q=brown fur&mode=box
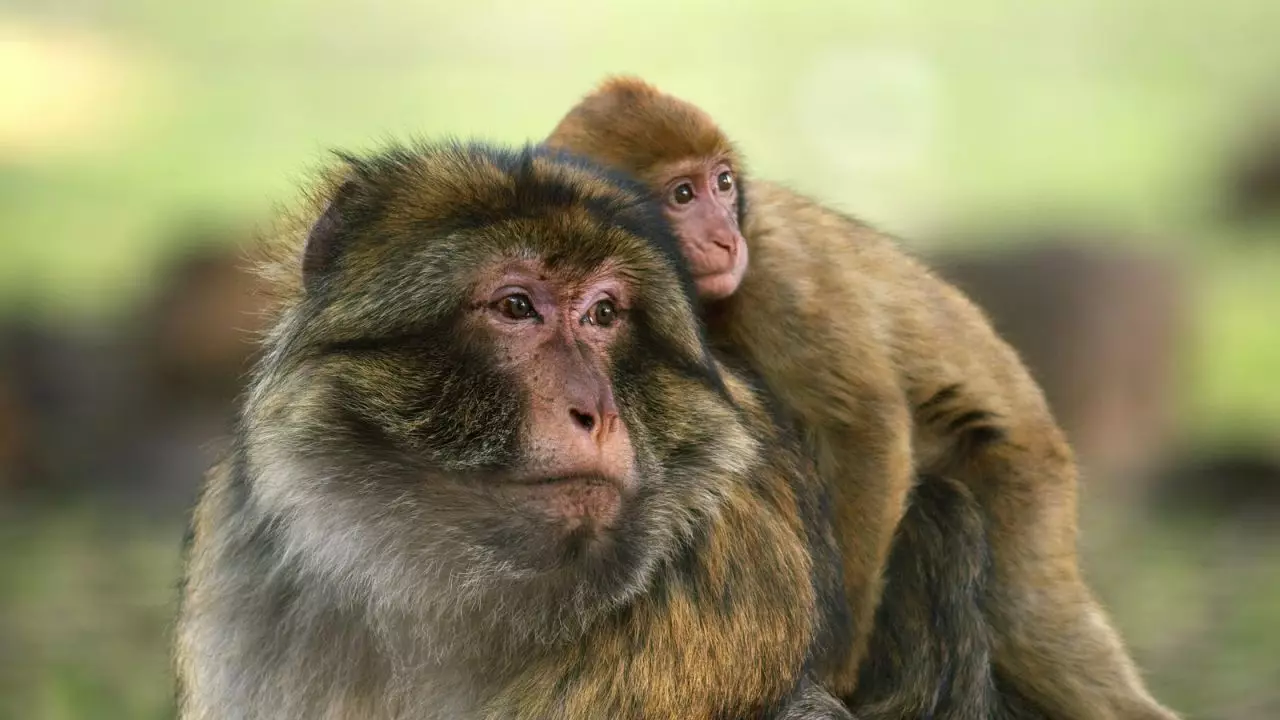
[174,141,855,719]
[547,77,1179,720]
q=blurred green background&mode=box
[1,1,1278,718]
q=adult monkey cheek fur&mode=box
[174,142,857,719]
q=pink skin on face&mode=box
[661,158,748,301]
[471,261,636,528]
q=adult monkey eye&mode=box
[498,293,538,320]
[584,299,618,327]
[672,183,694,205]
[716,171,734,192]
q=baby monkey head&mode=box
[245,142,756,643]
[548,76,750,301]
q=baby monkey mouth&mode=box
[687,250,737,278]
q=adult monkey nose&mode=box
[565,375,621,448]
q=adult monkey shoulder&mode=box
[174,141,854,720]
[546,76,1179,720]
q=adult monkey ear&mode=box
[302,154,368,291]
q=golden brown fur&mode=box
[547,76,1179,720]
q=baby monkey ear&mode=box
[302,155,369,291]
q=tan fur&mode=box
[548,77,738,188]
[548,77,1179,720]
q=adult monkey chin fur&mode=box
[174,141,864,719]
[547,77,1179,720]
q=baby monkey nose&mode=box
[709,227,738,255]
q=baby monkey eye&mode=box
[672,183,694,205]
[716,171,734,192]
[584,298,618,327]
[498,293,538,320]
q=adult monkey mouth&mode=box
[499,474,626,527]
[505,473,620,489]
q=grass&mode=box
[0,508,184,720]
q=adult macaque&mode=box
[546,77,1178,720]
[176,142,860,719]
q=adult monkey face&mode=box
[244,144,736,628]
[465,257,635,530]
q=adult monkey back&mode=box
[547,77,1178,720]
[174,141,859,719]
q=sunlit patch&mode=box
[0,19,150,160]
